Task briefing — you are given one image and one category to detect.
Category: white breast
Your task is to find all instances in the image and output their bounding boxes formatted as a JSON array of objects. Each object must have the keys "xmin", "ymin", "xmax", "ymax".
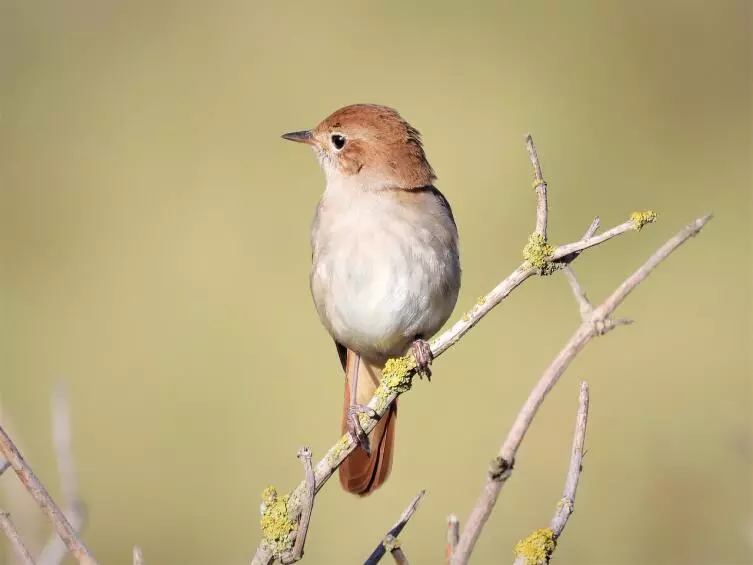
[{"xmin": 310, "ymin": 181, "xmax": 460, "ymax": 362}]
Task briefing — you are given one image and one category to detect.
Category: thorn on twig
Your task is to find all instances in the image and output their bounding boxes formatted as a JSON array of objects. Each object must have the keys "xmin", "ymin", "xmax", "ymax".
[
  {"xmin": 0, "ymin": 458, "xmax": 9, "ymax": 476},
  {"xmin": 364, "ymin": 490, "xmax": 425, "ymax": 565},
  {"xmin": 280, "ymin": 447, "xmax": 315, "ymax": 564}
]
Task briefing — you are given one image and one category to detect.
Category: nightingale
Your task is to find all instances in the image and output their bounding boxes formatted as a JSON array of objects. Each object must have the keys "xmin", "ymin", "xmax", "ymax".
[{"xmin": 282, "ymin": 104, "xmax": 461, "ymax": 495}]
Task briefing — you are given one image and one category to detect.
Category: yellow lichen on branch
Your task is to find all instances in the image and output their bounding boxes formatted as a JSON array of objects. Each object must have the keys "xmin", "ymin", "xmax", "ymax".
[
  {"xmin": 523, "ymin": 233, "xmax": 557, "ymax": 274},
  {"xmin": 514, "ymin": 527, "xmax": 556, "ymax": 565},
  {"xmin": 260, "ymin": 486, "xmax": 295, "ymax": 555},
  {"xmin": 630, "ymin": 210, "xmax": 657, "ymax": 231}
]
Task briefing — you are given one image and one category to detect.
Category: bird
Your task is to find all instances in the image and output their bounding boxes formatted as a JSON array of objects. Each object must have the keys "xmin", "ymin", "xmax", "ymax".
[{"xmin": 282, "ymin": 104, "xmax": 461, "ymax": 495}]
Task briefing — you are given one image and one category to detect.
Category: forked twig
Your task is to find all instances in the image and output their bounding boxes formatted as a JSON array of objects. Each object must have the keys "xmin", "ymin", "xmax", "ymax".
[
  {"xmin": 451, "ymin": 214, "xmax": 711, "ymax": 564},
  {"xmin": 364, "ymin": 490, "xmax": 425, "ymax": 565},
  {"xmin": 512, "ymin": 381, "xmax": 590, "ymax": 565},
  {"xmin": 251, "ymin": 134, "xmax": 702, "ymax": 565},
  {"xmin": 280, "ymin": 448, "xmax": 315, "ymax": 564}
]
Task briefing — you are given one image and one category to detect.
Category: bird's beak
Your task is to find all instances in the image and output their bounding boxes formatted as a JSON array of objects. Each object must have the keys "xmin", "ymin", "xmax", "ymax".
[{"xmin": 281, "ymin": 130, "xmax": 314, "ymax": 145}]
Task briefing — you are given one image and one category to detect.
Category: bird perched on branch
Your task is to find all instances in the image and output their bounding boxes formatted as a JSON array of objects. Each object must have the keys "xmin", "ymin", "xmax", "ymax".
[{"xmin": 282, "ymin": 104, "xmax": 461, "ymax": 495}]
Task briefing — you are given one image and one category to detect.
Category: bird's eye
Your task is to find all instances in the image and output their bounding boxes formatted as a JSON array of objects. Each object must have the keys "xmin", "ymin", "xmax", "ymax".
[{"xmin": 330, "ymin": 134, "xmax": 346, "ymax": 150}]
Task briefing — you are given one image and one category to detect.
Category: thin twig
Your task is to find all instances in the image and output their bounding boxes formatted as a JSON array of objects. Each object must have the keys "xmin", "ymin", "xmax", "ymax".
[
  {"xmin": 563, "ymin": 267, "xmax": 593, "ymax": 319},
  {"xmin": 133, "ymin": 546, "xmax": 144, "ymax": 565},
  {"xmin": 451, "ymin": 214, "xmax": 712, "ymax": 565},
  {"xmin": 551, "ymin": 381, "xmax": 589, "ymax": 537},
  {"xmin": 280, "ymin": 448, "xmax": 314, "ymax": 564},
  {"xmin": 39, "ymin": 384, "xmax": 86, "ymax": 565},
  {"xmin": 512, "ymin": 381, "xmax": 590, "ymax": 565},
  {"xmin": 526, "ymin": 134, "xmax": 548, "ymax": 240},
  {"xmin": 364, "ymin": 490, "xmax": 425, "ymax": 565},
  {"xmin": 0, "ymin": 510, "xmax": 36, "ymax": 565},
  {"xmin": 390, "ymin": 546, "xmax": 410, "ymax": 565},
  {"xmin": 551, "ymin": 220, "xmax": 636, "ymax": 261},
  {"xmin": 445, "ymin": 515, "xmax": 459, "ymax": 565},
  {"xmin": 0, "ymin": 424, "xmax": 99, "ymax": 565}
]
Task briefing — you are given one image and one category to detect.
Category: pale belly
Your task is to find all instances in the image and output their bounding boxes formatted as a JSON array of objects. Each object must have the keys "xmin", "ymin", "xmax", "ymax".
[{"xmin": 310, "ymin": 203, "xmax": 460, "ymax": 362}]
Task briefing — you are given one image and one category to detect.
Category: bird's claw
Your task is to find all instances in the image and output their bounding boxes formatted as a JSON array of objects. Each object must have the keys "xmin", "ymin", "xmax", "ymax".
[
  {"xmin": 347, "ymin": 404, "xmax": 376, "ymax": 455},
  {"xmin": 411, "ymin": 339, "xmax": 434, "ymax": 380}
]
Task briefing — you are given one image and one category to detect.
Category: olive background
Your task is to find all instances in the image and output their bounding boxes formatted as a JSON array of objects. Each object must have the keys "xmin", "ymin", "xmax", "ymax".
[{"xmin": 1, "ymin": 1, "xmax": 751, "ymax": 564}]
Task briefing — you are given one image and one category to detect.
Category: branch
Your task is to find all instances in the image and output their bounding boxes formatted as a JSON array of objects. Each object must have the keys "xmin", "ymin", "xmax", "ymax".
[
  {"xmin": 133, "ymin": 546, "xmax": 144, "ymax": 565},
  {"xmin": 512, "ymin": 381, "xmax": 590, "ymax": 565},
  {"xmin": 525, "ymin": 134, "xmax": 548, "ymax": 240},
  {"xmin": 0, "ymin": 510, "xmax": 36, "ymax": 565},
  {"xmin": 445, "ymin": 515, "xmax": 459, "ymax": 565},
  {"xmin": 450, "ymin": 213, "xmax": 712, "ymax": 565},
  {"xmin": 39, "ymin": 384, "xmax": 86, "ymax": 565},
  {"xmin": 550, "ymin": 381, "xmax": 589, "ymax": 538},
  {"xmin": 364, "ymin": 490, "xmax": 425, "ymax": 565},
  {"xmin": 0, "ymin": 422, "xmax": 99, "ymax": 565},
  {"xmin": 280, "ymin": 448, "xmax": 314, "ymax": 564}
]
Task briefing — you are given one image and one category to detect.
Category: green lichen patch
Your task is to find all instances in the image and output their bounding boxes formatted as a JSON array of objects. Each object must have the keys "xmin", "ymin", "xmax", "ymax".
[
  {"xmin": 381, "ymin": 356, "xmax": 416, "ymax": 393},
  {"xmin": 260, "ymin": 486, "xmax": 295, "ymax": 555},
  {"xmin": 630, "ymin": 210, "xmax": 657, "ymax": 231},
  {"xmin": 514, "ymin": 528, "xmax": 556, "ymax": 565},
  {"xmin": 327, "ymin": 435, "xmax": 351, "ymax": 466},
  {"xmin": 523, "ymin": 233, "xmax": 559, "ymax": 274}
]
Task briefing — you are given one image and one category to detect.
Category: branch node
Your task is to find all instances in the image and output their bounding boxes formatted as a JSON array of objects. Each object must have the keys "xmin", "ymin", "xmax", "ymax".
[
  {"xmin": 382, "ymin": 534, "xmax": 400, "ymax": 551},
  {"xmin": 488, "ymin": 456, "xmax": 514, "ymax": 481},
  {"xmin": 522, "ymin": 234, "xmax": 558, "ymax": 275}
]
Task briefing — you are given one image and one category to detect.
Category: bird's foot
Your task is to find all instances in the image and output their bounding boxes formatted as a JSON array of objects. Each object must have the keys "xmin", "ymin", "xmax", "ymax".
[
  {"xmin": 411, "ymin": 338, "xmax": 434, "ymax": 380},
  {"xmin": 347, "ymin": 404, "xmax": 377, "ymax": 455}
]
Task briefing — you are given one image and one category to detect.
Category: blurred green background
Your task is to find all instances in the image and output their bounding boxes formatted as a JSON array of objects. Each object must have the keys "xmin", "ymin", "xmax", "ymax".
[{"xmin": 1, "ymin": 1, "xmax": 751, "ymax": 564}]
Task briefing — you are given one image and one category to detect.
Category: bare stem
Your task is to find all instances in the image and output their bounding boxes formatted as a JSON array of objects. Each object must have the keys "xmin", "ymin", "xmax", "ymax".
[
  {"xmin": 445, "ymin": 514, "xmax": 459, "ymax": 565},
  {"xmin": 512, "ymin": 381, "xmax": 590, "ymax": 565},
  {"xmin": 0, "ymin": 424, "xmax": 99, "ymax": 565},
  {"xmin": 280, "ymin": 448, "xmax": 315, "ymax": 564},
  {"xmin": 39, "ymin": 384, "xmax": 86, "ymax": 565},
  {"xmin": 550, "ymin": 381, "xmax": 589, "ymax": 537},
  {"xmin": 0, "ymin": 510, "xmax": 36, "ymax": 565},
  {"xmin": 526, "ymin": 134, "xmax": 548, "ymax": 240}
]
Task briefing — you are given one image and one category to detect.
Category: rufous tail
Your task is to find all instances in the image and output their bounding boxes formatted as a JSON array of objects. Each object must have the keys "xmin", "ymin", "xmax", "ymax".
[{"xmin": 339, "ymin": 348, "xmax": 396, "ymax": 496}]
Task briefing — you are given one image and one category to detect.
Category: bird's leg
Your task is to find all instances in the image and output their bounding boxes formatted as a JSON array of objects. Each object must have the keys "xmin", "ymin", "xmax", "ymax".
[
  {"xmin": 411, "ymin": 338, "xmax": 434, "ymax": 380},
  {"xmin": 347, "ymin": 354, "xmax": 377, "ymax": 455}
]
